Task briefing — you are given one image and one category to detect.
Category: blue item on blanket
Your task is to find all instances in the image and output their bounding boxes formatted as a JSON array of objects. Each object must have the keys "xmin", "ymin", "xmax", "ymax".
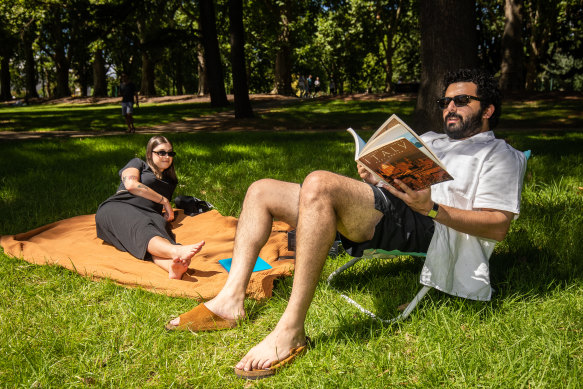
[{"xmin": 219, "ymin": 257, "xmax": 272, "ymax": 273}]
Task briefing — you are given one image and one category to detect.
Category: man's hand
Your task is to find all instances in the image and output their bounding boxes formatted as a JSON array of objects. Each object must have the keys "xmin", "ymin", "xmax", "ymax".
[
  {"xmin": 384, "ymin": 179, "xmax": 433, "ymax": 216},
  {"xmin": 357, "ymin": 163, "xmax": 380, "ymax": 185}
]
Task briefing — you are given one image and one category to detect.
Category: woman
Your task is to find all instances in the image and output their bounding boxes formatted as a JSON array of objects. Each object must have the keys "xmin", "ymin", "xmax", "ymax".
[{"xmin": 96, "ymin": 135, "xmax": 204, "ymax": 279}]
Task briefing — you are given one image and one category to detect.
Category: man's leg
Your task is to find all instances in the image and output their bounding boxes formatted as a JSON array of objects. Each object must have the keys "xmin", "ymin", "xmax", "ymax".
[
  {"xmin": 236, "ymin": 170, "xmax": 383, "ymax": 371},
  {"xmin": 168, "ymin": 179, "xmax": 301, "ymax": 326}
]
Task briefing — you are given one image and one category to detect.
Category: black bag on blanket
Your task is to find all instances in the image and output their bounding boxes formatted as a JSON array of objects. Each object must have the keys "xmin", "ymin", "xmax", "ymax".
[{"xmin": 174, "ymin": 195, "xmax": 214, "ymax": 216}]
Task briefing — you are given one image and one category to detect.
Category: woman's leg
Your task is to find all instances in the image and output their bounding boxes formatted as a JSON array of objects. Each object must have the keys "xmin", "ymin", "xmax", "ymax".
[{"xmin": 147, "ymin": 236, "xmax": 205, "ymax": 279}]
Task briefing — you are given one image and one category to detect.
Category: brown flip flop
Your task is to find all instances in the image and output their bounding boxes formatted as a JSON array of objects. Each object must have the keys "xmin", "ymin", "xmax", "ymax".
[
  {"xmin": 234, "ymin": 342, "xmax": 308, "ymax": 380},
  {"xmin": 164, "ymin": 303, "xmax": 237, "ymax": 332}
]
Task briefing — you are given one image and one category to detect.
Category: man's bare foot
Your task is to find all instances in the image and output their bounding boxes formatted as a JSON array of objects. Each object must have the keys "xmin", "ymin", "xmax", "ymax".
[
  {"xmin": 166, "ymin": 292, "xmax": 245, "ymax": 327},
  {"xmin": 235, "ymin": 327, "xmax": 306, "ymax": 371}
]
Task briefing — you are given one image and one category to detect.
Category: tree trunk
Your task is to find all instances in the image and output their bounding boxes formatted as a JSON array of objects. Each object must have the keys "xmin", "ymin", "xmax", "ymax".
[
  {"xmin": 382, "ymin": 43, "xmax": 394, "ymax": 93},
  {"xmin": 199, "ymin": 0, "xmax": 229, "ymax": 107},
  {"xmin": 140, "ymin": 51, "xmax": 157, "ymax": 96},
  {"xmin": 414, "ymin": 0, "xmax": 478, "ymax": 133},
  {"xmin": 196, "ymin": 42, "xmax": 208, "ymax": 96},
  {"xmin": 54, "ymin": 41, "xmax": 71, "ymax": 98},
  {"xmin": 92, "ymin": 49, "xmax": 108, "ymax": 97},
  {"xmin": 272, "ymin": 1, "xmax": 293, "ymax": 95},
  {"xmin": 174, "ymin": 49, "xmax": 185, "ymax": 95},
  {"xmin": 229, "ymin": 0, "xmax": 253, "ymax": 118},
  {"xmin": 0, "ymin": 56, "xmax": 11, "ymax": 101},
  {"xmin": 499, "ymin": 0, "xmax": 524, "ymax": 91},
  {"xmin": 22, "ymin": 28, "xmax": 39, "ymax": 99},
  {"xmin": 77, "ymin": 65, "xmax": 89, "ymax": 97}
]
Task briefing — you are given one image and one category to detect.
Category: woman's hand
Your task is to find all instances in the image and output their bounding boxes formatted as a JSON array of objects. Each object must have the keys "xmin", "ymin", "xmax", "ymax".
[{"xmin": 161, "ymin": 198, "xmax": 175, "ymax": 221}]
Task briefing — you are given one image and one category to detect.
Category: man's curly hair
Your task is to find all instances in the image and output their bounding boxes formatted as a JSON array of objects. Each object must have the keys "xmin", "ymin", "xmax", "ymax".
[{"xmin": 442, "ymin": 69, "xmax": 501, "ymax": 130}]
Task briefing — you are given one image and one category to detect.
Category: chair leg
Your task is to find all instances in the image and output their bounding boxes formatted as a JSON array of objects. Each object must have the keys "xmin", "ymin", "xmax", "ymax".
[
  {"xmin": 393, "ymin": 285, "xmax": 432, "ymax": 322},
  {"xmin": 327, "ymin": 256, "xmax": 431, "ymax": 323},
  {"xmin": 326, "ymin": 256, "xmax": 364, "ymax": 284}
]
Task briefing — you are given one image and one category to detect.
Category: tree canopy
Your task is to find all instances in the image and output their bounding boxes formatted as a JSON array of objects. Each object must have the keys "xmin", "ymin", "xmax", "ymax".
[{"xmin": 1, "ymin": 0, "xmax": 581, "ymax": 103}]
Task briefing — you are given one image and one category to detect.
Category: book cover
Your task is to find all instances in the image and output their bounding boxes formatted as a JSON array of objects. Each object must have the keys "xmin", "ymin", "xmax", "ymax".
[
  {"xmin": 349, "ymin": 114, "xmax": 453, "ymax": 191},
  {"xmin": 359, "ymin": 137, "xmax": 453, "ymax": 191}
]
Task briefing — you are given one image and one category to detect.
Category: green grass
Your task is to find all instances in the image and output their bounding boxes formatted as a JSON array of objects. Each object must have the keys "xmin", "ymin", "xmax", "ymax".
[
  {"xmin": 1, "ymin": 104, "xmax": 583, "ymax": 386},
  {"xmin": 0, "ymin": 102, "xmax": 230, "ymax": 133},
  {"xmin": 2, "ymin": 94, "xmax": 582, "ymax": 134}
]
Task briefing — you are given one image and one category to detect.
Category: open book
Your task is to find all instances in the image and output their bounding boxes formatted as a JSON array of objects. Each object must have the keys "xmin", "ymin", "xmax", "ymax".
[{"xmin": 348, "ymin": 114, "xmax": 453, "ymax": 191}]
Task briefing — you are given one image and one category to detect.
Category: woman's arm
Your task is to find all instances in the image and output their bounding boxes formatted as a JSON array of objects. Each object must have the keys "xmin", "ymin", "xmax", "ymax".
[{"xmin": 121, "ymin": 167, "xmax": 174, "ymax": 221}]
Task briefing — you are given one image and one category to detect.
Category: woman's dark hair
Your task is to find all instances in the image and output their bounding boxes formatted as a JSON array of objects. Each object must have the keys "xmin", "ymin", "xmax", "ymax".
[
  {"xmin": 146, "ymin": 135, "xmax": 177, "ymax": 183},
  {"xmin": 442, "ymin": 69, "xmax": 502, "ymax": 129}
]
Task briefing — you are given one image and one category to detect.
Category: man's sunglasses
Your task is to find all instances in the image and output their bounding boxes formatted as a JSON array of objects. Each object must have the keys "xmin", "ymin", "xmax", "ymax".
[
  {"xmin": 153, "ymin": 150, "xmax": 176, "ymax": 157},
  {"xmin": 437, "ymin": 94, "xmax": 481, "ymax": 109}
]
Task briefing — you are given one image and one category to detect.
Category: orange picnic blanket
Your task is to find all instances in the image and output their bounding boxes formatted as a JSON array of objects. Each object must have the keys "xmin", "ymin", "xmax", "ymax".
[{"xmin": 0, "ymin": 210, "xmax": 295, "ymax": 301}]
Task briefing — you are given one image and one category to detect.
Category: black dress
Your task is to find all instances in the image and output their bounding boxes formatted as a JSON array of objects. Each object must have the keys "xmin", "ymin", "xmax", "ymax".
[{"xmin": 95, "ymin": 158, "xmax": 177, "ymax": 260}]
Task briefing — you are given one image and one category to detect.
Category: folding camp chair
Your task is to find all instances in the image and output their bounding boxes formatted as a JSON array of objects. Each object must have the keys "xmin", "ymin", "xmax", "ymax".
[
  {"xmin": 328, "ymin": 150, "xmax": 532, "ymax": 324},
  {"xmin": 327, "ymin": 249, "xmax": 430, "ymax": 323}
]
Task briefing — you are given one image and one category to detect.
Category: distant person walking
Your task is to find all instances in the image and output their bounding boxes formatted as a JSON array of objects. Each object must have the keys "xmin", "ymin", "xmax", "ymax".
[
  {"xmin": 120, "ymin": 73, "xmax": 138, "ymax": 133},
  {"xmin": 298, "ymin": 75, "xmax": 306, "ymax": 98},
  {"xmin": 329, "ymin": 78, "xmax": 336, "ymax": 96},
  {"xmin": 314, "ymin": 77, "xmax": 321, "ymax": 96},
  {"xmin": 307, "ymin": 75, "xmax": 314, "ymax": 98}
]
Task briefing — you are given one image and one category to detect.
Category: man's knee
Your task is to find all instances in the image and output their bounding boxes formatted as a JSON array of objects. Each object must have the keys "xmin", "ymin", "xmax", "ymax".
[
  {"xmin": 245, "ymin": 178, "xmax": 288, "ymax": 204},
  {"xmin": 301, "ymin": 171, "xmax": 336, "ymax": 201}
]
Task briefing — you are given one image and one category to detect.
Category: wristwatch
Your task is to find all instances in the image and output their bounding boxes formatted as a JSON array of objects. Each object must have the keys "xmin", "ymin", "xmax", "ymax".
[{"xmin": 427, "ymin": 202, "xmax": 439, "ymax": 219}]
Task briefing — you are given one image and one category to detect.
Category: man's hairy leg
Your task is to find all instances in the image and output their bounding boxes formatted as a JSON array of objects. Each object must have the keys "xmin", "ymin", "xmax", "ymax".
[
  {"xmin": 169, "ymin": 179, "xmax": 301, "ymax": 327},
  {"xmin": 236, "ymin": 171, "xmax": 383, "ymax": 371}
]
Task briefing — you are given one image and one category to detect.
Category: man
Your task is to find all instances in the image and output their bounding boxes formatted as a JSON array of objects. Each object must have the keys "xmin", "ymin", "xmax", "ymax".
[
  {"xmin": 120, "ymin": 73, "xmax": 138, "ymax": 133},
  {"xmin": 166, "ymin": 69, "xmax": 527, "ymax": 379}
]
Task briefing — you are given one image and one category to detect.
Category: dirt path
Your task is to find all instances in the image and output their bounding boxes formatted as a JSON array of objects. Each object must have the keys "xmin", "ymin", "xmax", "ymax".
[
  {"xmin": 1, "ymin": 92, "xmax": 581, "ymax": 140},
  {"xmin": 0, "ymin": 94, "xmax": 308, "ymax": 140}
]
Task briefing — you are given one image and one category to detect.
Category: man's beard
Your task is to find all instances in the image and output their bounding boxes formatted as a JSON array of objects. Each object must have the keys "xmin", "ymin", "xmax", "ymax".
[{"xmin": 443, "ymin": 109, "xmax": 484, "ymax": 139}]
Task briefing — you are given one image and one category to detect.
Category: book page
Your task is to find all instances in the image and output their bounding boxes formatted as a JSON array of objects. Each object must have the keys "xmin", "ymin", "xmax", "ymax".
[
  {"xmin": 362, "ymin": 114, "xmax": 446, "ymax": 169},
  {"xmin": 347, "ymin": 127, "xmax": 366, "ymax": 160}
]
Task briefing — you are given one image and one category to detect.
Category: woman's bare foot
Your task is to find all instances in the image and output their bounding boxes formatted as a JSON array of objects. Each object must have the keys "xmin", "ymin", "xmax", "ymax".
[
  {"xmin": 235, "ymin": 326, "xmax": 306, "ymax": 371},
  {"xmin": 168, "ymin": 258, "xmax": 189, "ymax": 279},
  {"xmin": 167, "ymin": 241, "xmax": 205, "ymax": 279}
]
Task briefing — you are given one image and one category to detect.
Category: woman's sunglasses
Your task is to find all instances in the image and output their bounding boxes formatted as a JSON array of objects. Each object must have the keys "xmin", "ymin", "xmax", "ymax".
[
  {"xmin": 437, "ymin": 94, "xmax": 481, "ymax": 110},
  {"xmin": 153, "ymin": 150, "xmax": 176, "ymax": 157}
]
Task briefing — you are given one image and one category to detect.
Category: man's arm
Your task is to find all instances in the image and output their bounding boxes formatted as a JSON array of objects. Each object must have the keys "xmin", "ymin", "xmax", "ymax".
[{"xmin": 386, "ymin": 179, "xmax": 513, "ymax": 242}]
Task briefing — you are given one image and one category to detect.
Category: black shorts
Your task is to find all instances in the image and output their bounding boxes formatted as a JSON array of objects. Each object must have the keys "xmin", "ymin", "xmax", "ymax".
[{"xmin": 339, "ymin": 184, "xmax": 435, "ymax": 257}]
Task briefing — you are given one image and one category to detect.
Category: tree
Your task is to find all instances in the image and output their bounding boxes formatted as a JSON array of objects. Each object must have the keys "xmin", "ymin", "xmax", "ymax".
[
  {"xmin": 0, "ymin": 0, "xmax": 20, "ymax": 100},
  {"xmin": 523, "ymin": 0, "xmax": 558, "ymax": 91},
  {"xmin": 228, "ymin": 0, "xmax": 253, "ymax": 118},
  {"xmin": 499, "ymin": 0, "xmax": 524, "ymax": 91},
  {"xmin": 39, "ymin": 2, "xmax": 73, "ymax": 98},
  {"xmin": 372, "ymin": 0, "xmax": 410, "ymax": 92},
  {"xmin": 199, "ymin": 0, "xmax": 229, "ymax": 106},
  {"xmin": 414, "ymin": 0, "xmax": 479, "ymax": 132},
  {"xmin": 21, "ymin": 17, "xmax": 40, "ymax": 99}
]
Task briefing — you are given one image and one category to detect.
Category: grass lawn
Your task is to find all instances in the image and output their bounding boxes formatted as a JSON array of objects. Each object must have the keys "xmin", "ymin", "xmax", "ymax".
[
  {"xmin": 1, "ymin": 97, "xmax": 582, "ymax": 387},
  {"xmin": 1, "ymin": 92, "xmax": 582, "ymax": 133}
]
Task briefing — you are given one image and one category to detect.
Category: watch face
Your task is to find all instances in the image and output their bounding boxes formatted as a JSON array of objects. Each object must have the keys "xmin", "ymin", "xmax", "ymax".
[{"xmin": 428, "ymin": 203, "xmax": 439, "ymax": 218}]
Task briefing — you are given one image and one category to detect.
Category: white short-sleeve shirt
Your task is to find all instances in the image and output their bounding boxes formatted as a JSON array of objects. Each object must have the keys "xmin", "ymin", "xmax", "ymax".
[{"xmin": 418, "ymin": 131, "xmax": 527, "ymax": 300}]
